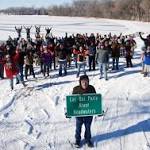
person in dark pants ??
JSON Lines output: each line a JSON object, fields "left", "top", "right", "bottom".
{"left": 0, "top": 50, "right": 5, "bottom": 79}
{"left": 72, "top": 75, "right": 96, "bottom": 148}
{"left": 125, "top": 41, "right": 133, "bottom": 67}
{"left": 111, "top": 40, "right": 120, "bottom": 70}
{"left": 13, "top": 48, "right": 25, "bottom": 83}
{"left": 24, "top": 51, "right": 35, "bottom": 80}
{"left": 57, "top": 44, "right": 67, "bottom": 76}
{"left": 88, "top": 42, "right": 96, "bottom": 71}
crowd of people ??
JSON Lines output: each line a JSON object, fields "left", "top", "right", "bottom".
{"left": 0, "top": 28, "right": 150, "bottom": 90}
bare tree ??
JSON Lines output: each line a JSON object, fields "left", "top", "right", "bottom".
{"left": 140, "top": 0, "right": 150, "bottom": 21}
{"left": 1, "top": 0, "right": 150, "bottom": 21}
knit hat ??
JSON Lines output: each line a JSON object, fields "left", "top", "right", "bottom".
{"left": 79, "top": 75, "right": 89, "bottom": 83}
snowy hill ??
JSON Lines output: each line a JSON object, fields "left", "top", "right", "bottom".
{"left": 0, "top": 15, "right": 150, "bottom": 150}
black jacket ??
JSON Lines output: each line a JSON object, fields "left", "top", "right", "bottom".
{"left": 57, "top": 48, "right": 67, "bottom": 60}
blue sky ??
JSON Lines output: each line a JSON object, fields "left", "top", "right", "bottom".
{"left": 0, "top": 0, "right": 72, "bottom": 9}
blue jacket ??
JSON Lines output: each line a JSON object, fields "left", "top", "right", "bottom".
{"left": 144, "top": 52, "right": 150, "bottom": 65}
{"left": 88, "top": 45, "right": 96, "bottom": 56}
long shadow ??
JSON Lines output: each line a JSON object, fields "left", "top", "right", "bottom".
{"left": 133, "top": 55, "right": 142, "bottom": 60}
{"left": 133, "top": 62, "right": 142, "bottom": 68}
{"left": 113, "top": 69, "right": 140, "bottom": 78}
{"left": 133, "top": 51, "right": 142, "bottom": 59}
{"left": 51, "top": 80, "right": 75, "bottom": 86}
{"left": 92, "top": 119, "right": 150, "bottom": 143}
{"left": 35, "top": 80, "right": 74, "bottom": 90}
{"left": 102, "top": 98, "right": 150, "bottom": 122}
{"left": 67, "top": 70, "right": 77, "bottom": 76}
{"left": 88, "top": 73, "right": 100, "bottom": 78}
{"left": 108, "top": 60, "right": 142, "bottom": 79}
{"left": 104, "top": 106, "right": 150, "bottom": 122}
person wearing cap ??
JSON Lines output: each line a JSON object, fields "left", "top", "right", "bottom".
{"left": 72, "top": 75, "right": 96, "bottom": 148}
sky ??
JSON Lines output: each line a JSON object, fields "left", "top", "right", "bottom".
{"left": 0, "top": 0, "right": 72, "bottom": 9}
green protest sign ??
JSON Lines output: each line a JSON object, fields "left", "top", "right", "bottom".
{"left": 66, "top": 94, "right": 103, "bottom": 117}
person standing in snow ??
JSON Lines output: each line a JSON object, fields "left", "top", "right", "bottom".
{"left": 72, "top": 75, "right": 96, "bottom": 148}
{"left": 47, "top": 43, "right": 56, "bottom": 70}
{"left": 88, "top": 42, "right": 96, "bottom": 71}
{"left": 42, "top": 47, "right": 52, "bottom": 77}
{"left": 0, "top": 48, "right": 5, "bottom": 79}
{"left": 96, "top": 42, "right": 109, "bottom": 80}
{"left": 141, "top": 46, "right": 146, "bottom": 74}
{"left": 13, "top": 46, "right": 25, "bottom": 83}
{"left": 72, "top": 45, "right": 79, "bottom": 68}
{"left": 124, "top": 41, "right": 133, "bottom": 68}
{"left": 24, "top": 51, "right": 36, "bottom": 80}
{"left": 143, "top": 46, "right": 150, "bottom": 77}
{"left": 76, "top": 46, "right": 87, "bottom": 78}
{"left": 111, "top": 38, "right": 120, "bottom": 70}
{"left": 4, "top": 54, "right": 26, "bottom": 90}
{"left": 57, "top": 44, "right": 67, "bottom": 76}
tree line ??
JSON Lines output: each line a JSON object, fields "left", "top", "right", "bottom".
{"left": 0, "top": 0, "right": 150, "bottom": 22}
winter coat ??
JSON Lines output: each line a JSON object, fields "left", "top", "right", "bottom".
{"left": 72, "top": 85, "right": 96, "bottom": 95}
{"left": 111, "top": 42, "right": 120, "bottom": 58}
{"left": 17, "top": 52, "right": 25, "bottom": 65}
{"left": 88, "top": 45, "right": 96, "bottom": 56}
{"left": 42, "top": 52, "right": 52, "bottom": 65}
{"left": 57, "top": 48, "right": 67, "bottom": 60}
{"left": 77, "top": 50, "right": 87, "bottom": 63}
{"left": 4, "top": 59, "right": 19, "bottom": 79}
{"left": 125, "top": 45, "right": 133, "bottom": 58}
{"left": 96, "top": 48, "right": 109, "bottom": 63}
{"left": 47, "top": 45, "right": 55, "bottom": 58}
{"left": 73, "top": 48, "right": 79, "bottom": 56}
{"left": 25, "top": 54, "right": 34, "bottom": 65}
{"left": 144, "top": 52, "right": 150, "bottom": 65}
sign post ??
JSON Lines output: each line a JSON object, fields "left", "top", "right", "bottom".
{"left": 66, "top": 94, "right": 103, "bottom": 117}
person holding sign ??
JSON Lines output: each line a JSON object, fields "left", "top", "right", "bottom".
{"left": 72, "top": 75, "right": 96, "bottom": 148}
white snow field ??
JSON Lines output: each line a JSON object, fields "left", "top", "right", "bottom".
{"left": 0, "top": 15, "right": 150, "bottom": 150}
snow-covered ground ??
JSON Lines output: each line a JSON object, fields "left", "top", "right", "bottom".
{"left": 0, "top": 15, "right": 150, "bottom": 150}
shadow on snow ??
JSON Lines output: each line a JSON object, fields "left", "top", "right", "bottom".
{"left": 35, "top": 80, "right": 75, "bottom": 90}
{"left": 92, "top": 118, "right": 150, "bottom": 143}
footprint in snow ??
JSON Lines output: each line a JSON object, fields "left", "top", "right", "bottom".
{"left": 55, "top": 96, "right": 60, "bottom": 106}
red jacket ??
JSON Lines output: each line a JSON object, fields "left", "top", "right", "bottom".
{"left": 4, "top": 57, "right": 19, "bottom": 79}
{"left": 13, "top": 52, "right": 20, "bottom": 65}
{"left": 73, "top": 48, "right": 79, "bottom": 55}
